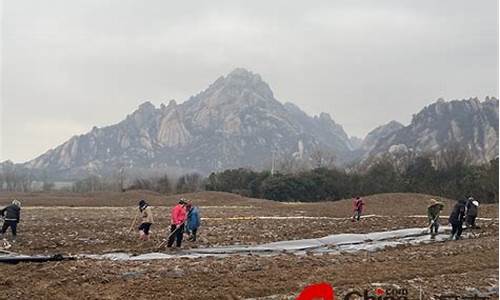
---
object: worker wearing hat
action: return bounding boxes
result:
[138,199,154,240]
[465,196,480,229]
[427,198,444,237]
[0,199,22,241]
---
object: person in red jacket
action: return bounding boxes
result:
[167,198,187,248]
[352,196,364,222]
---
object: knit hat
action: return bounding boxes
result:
[12,199,21,208]
[138,200,148,210]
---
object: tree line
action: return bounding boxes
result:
[205,156,499,203]
[0,160,203,195]
[0,146,497,203]
[70,172,203,194]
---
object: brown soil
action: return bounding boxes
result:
[0,191,497,299]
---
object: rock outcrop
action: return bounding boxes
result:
[25,68,354,178]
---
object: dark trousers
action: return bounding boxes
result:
[0,220,17,237]
[189,228,198,241]
[138,222,152,235]
[429,221,439,234]
[167,224,184,247]
[466,216,477,228]
[451,222,463,239]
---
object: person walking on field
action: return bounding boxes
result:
[129,200,154,241]
[352,197,364,222]
[465,197,480,229]
[449,200,466,240]
[167,198,187,248]
[185,200,201,242]
[0,200,21,241]
[427,199,444,237]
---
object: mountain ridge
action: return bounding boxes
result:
[23,68,355,179]
[2,68,497,180]
[362,97,499,164]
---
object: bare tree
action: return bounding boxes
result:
[114,165,126,192]
[41,170,54,192]
[43,181,55,192]
[20,171,32,192]
[2,161,16,192]
[176,173,202,193]
[0,162,34,192]
[310,147,336,169]
[72,175,106,193]
[128,178,154,191]
[276,154,308,174]
[155,174,171,194]
[0,171,4,191]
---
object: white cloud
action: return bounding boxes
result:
[1,118,87,162]
[1,0,498,161]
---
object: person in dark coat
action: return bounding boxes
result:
[0,200,21,241]
[448,200,466,240]
[465,197,479,228]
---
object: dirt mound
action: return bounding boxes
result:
[0,191,274,207]
[1,191,497,220]
[279,193,498,218]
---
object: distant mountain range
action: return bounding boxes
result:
[3,68,499,179]
[360,97,498,165]
[22,68,355,179]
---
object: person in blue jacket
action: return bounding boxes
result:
[185,200,201,242]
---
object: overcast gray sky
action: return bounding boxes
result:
[1,0,498,162]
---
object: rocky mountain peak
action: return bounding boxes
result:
[160,99,178,112]
[127,101,160,129]
[20,65,498,180]
[318,112,334,123]
[212,68,274,100]
[485,96,499,103]
[413,97,491,125]
[137,101,156,112]
[24,69,356,178]
[384,120,405,130]
[225,67,264,82]
[360,120,404,153]
[362,97,499,165]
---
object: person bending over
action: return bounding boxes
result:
[0,200,21,241]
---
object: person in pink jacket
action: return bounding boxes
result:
[167,198,187,248]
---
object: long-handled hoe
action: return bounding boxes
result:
[128,214,138,234]
[428,216,439,232]
[156,223,185,250]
